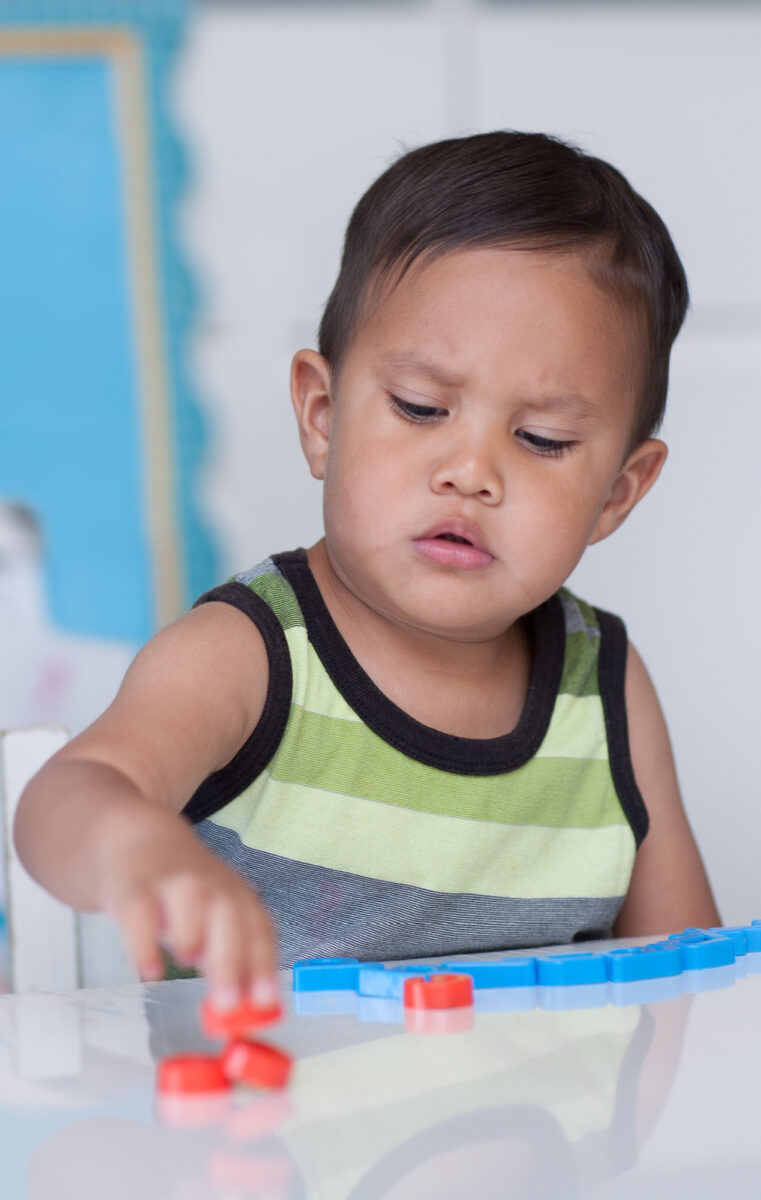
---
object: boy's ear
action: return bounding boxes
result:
[588,438,668,546]
[290,350,334,480]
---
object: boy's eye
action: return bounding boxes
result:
[517,429,576,457]
[389,395,447,423]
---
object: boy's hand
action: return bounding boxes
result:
[100,818,279,1010]
[13,603,280,1006]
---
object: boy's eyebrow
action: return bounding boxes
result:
[522,394,601,422]
[381,353,467,388]
[382,353,600,419]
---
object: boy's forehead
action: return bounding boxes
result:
[348,246,643,416]
[375,350,602,422]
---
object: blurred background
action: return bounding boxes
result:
[0,0,759,946]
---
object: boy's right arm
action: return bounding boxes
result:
[13,600,279,1007]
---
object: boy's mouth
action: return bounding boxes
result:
[413,521,494,568]
[435,532,472,545]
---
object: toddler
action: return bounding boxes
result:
[15,131,719,1011]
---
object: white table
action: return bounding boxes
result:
[1,948,760,1200]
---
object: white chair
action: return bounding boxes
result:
[0,726,138,992]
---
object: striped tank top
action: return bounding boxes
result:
[183,549,647,967]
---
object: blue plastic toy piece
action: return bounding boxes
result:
[535,953,607,986]
[742,925,761,952]
[605,943,682,982]
[292,956,361,992]
[441,957,537,988]
[358,963,435,999]
[674,935,735,970]
[669,929,707,945]
[707,926,750,955]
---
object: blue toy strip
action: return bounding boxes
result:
[292,957,361,992]
[535,953,608,986]
[742,925,761,952]
[358,964,436,999]
[291,923,761,1012]
[441,957,537,988]
[605,944,682,982]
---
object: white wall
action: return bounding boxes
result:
[173,0,761,924]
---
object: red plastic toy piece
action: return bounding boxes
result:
[221,1039,293,1090]
[403,973,474,1010]
[200,997,283,1039]
[156,1053,231,1095]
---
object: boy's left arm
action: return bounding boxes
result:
[613,642,720,938]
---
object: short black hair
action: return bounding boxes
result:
[318,131,689,448]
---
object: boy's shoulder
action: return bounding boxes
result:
[231,551,307,632]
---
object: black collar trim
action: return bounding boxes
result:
[273,549,565,777]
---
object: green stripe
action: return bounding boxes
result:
[211,775,635,898]
[536,693,607,760]
[559,630,600,697]
[287,628,607,747]
[286,627,362,722]
[269,705,623,827]
[248,569,304,631]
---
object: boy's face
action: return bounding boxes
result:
[293,246,665,642]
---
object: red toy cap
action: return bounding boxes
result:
[403,973,474,1010]
[156,1053,231,1095]
[221,1039,293,1090]
[201,997,283,1039]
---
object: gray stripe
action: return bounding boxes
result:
[195,821,624,968]
[559,590,600,639]
[235,557,279,585]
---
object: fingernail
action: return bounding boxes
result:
[211,985,240,1011]
[140,959,163,982]
[250,976,279,1008]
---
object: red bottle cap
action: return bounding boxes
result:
[403,973,474,1010]
[221,1039,293,1090]
[156,1054,231,1095]
[201,997,283,1039]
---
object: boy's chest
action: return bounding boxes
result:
[345,624,532,740]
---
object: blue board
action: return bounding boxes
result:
[0,1,214,643]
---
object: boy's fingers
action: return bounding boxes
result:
[246,903,279,1003]
[159,873,206,965]
[117,889,164,981]
[202,895,246,1007]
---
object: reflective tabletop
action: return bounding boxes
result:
[2,947,760,1199]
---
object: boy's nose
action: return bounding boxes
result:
[429,439,503,504]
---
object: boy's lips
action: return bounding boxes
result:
[413,520,494,569]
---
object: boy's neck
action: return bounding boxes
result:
[305,539,531,739]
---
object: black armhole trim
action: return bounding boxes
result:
[181,581,293,824]
[595,607,649,847]
[272,549,565,776]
